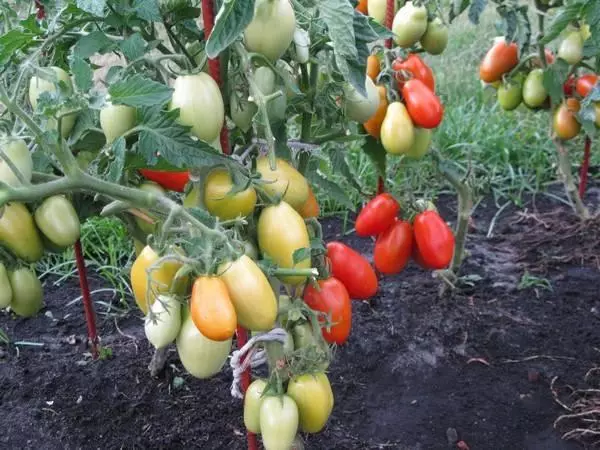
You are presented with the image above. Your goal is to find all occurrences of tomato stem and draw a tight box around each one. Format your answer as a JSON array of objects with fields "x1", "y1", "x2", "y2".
[
  {"x1": 579, "y1": 136, "x2": 592, "y2": 199},
  {"x1": 554, "y1": 138, "x2": 590, "y2": 219}
]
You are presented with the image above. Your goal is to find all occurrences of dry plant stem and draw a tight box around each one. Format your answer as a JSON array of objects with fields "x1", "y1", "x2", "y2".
[
  {"x1": 555, "y1": 139, "x2": 590, "y2": 219},
  {"x1": 148, "y1": 347, "x2": 169, "y2": 377}
]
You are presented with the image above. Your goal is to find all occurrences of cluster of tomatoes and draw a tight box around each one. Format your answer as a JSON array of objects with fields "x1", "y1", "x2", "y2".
[
  {"x1": 0, "y1": 136, "x2": 81, "y2": 319},
  {"x1": 480, "y1": 26, "x2": 599, "y2": 141}
]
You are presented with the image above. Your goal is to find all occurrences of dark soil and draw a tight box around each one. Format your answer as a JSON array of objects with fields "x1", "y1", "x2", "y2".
[{"x1": 2, "y1": 189, "x2": 600, "y2": 450}]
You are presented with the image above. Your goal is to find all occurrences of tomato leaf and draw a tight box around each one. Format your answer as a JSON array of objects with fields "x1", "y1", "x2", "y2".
[
  {"x1": 133, "y1": 0, "x2": 162, "y2": 22},
  {"x1": 0, "y1": 29, "x2": 36, "y2": 65},
  {"x1": 292, "y1": 248, "x2": 311, "y2": 266},
  {"x1": 119, "y1": 33, "x2": 147, "y2": 61},
  {"x1": 362, "y1": 133, "x2": 387, "y2": 180},
  {"x1": 205, "y1": 0, "x2": 256, "y2": 58},
  {"x1": 496, "y1": 4, "x2": 530, "y2": 52},
  {"x1": 307, "y1": 171, "x2": 354, "y2": 211},
  {"x1": 70, "y1": 129, "x2": 106, "y2": 153},
  {"x1": 77, "y1": 0, "x2": 107, "y2": 16},
  {"x1": 108, "y1": 75, "x2": 173, "y2": 108},
  {"x1": 450, "y1": 0, "x2": 471, "y2": 23},
  {"x1": 70, "y1": 57, "x2": 93, "y2": 92},
  {"x1": 135, "y1": 107, "x2": 226, "y2": 169},
  {"x1": 107, "y1": 137, "x2": 126, "y2": 183},
  {"x1": 468, "y1": 0, "x2": 487, "y2": 25},
  {"x1": 330, "y1": 148, "x2": 364, "y2": 195},
  {"x1": 578, "y1": 102, "x2": 597, "y2": 137},
  {"x1": 540, "y1": 3, "x2": 581, "y2": 45},
  {"x1": 353, "y1": 13, "x2": 393, "y2": 41},
  {"x1": 543, "y1": 59, "x2": 569, "y2": 107},
  {"x1": 73, "y1": 30, "x2": 115, "y2": 59}
]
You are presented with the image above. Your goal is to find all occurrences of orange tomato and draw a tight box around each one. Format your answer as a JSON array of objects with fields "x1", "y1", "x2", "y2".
[
  {"x1": 299, "y1": 186, "x2": 320, "y2": 218},
  {"x1": 367, "y1": 55, "x2": 380, "y2": 81},
  {"x1": 363, "y1": 85, "x2": 388, "y2": 139},
  {"x1": 553, "y1": 98, "x2": 581, "y2": 141},
  {"x1": 356, "y1": 0, "x2": 368, "y2": 14},
  {"x1": 190, "y1": 276, "x2": 237, "y2": 341},
  {"x1": 479, "y1": 40, "x2": 519, "y2": 83}
]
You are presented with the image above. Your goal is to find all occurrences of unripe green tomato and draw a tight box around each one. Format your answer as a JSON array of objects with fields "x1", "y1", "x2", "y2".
[
  {"x1": 405, "y1": 127, "x2": 432, "y2": 160},
  {"x1": 244, "y1": 0, "x2": 296, "y2": 61},
  {"x1": 9, "y1": 268, "x2": 43, "y2": 317},
  {"x1": 255, "y1": 66, "x2": 277, "y2": 95},
  {"x1": 259, "y1": 395, "x2": 299, "y2": 450},
  {"x1": 266, "y1": 87, "x2": 287, "y2": 124},
  {"x1": 420, "y1": 18, "x2": 449, "y2": 55},
  {"x1": 0, "y1": 202, "x2": 44, "y2": 262},
  {"x1": 558, "y1": 31, "x2": 584, "y2": 66},
  {"x1": 0, "y1": 262, "x2": 13, "y2": 309},
  {"x1": 392, "y1": 1, "x2": 428, "y2": 48},
  {"x1": 230, "y1": 92, "x2": 257, "y2": 132},
  {"x1": 0, "y1": 138, "x2": 33, "y2": 187},
  {"x1": 498, "y1": 75, "x2": 524, "y2": 111},
  {"x1": 522, "y1": 69, "x2": 548, "y2": 108},
  {"x1": 287, "y1": 373, "x2": 334, "y2": 433},
  {"x1": 244, "y1": 379, "x2": 268, "y2": 434},
  {"x1": 100, "y1": 103, "x2": 137, "y2": 144},
  {"x1": 34, "y1": 195, "x2": 81, "y2": 249},
  {"x1": 343, "y1": 77, "x2": 380, "y2": 123}
]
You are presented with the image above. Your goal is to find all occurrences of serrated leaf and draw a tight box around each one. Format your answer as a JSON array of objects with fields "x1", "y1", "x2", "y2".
[
  {"x1": 135, "y1": 107, "x2": 227, "y2": 169},
  {"x1": 307, "y1": 171, "x2": 354, "y2": 210},
  {"x1": 205, "y1": 0, "x2": 255, "y2": 58},
  {"x1": 0, "y1": 30, "x2": 35, "y2": 65},
  {"x1": 362, "y1": 133, "x2": 386, "y2": 179},
  {"x1": 578, "y1": 102, "x2": 597, "y2": 137},
  {"x1": 543, "y1": 60, "x2": 569, "y2": 106},
  {"x1": 71, "y1": 129, "x2": 106, "y2": 153},
  {"x1": 77, "y1": 0, "x2": 106, "y2": 16},
  {"x1": 353, "y1": 13, "x2": 393, "y2": 41},
  {"x1": 468, "y1": 0, "x2": 487, "y2": 25},
  {"x1": 133, "y1": 0, "x2": 162, "y2": 22},
  {"x1": 541, "y1": 3, "x2": 581, "y2": 44},
  {"x1": 119, "y1": 33, "x2": 147, "y2": 61},
  {"x1": 292, "y1": 248, "x2": 311, "y2": 265},
  {"x1": 109, "y1": 75, "x2": 173, "y2": 108},
  {"x1": 318, "y1": 0, "x2": 357, "y2": 60},
  {"x1": 73, "y1": 30, "x2": 114, "y2": 59},
  {"x1": 187, "y1": 207, "x2": 217, "y2": 228},
  {"x1": 70, "y1": 57, "x2": 93, "y2": 92},
  {"x1": 330, "y1": 149, "x2": 363, "y2": 194},
  {"x1": 107, "y1": 137, "x2": 126, "y2": 183}
]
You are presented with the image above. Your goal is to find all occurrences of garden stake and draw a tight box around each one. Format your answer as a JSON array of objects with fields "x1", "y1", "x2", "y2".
[
  {"x1": 579, "y1": 136, "x2": 591, "y2": 200},
  {"x1": 201, "y1": 1, "x2": 256, "y2": 449},
  {"x1": 74, "y1": 240, "x2": 99, "y2": 359}
]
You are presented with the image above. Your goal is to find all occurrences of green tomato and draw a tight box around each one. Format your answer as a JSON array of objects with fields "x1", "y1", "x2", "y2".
[
  {"x1": 259, "y1": 395, "x2": 299, "y2": 450},
  {"x1": 0, "y1": 138, "x2": 33, "y2": 187},
  {"x1": 266, "y1": 86, "x2": 287, "y2": 124},
  {"x1": 558, "y1": 31, "x2": 584, "y2": 66},
  {"x1": 392, "y1": 1, "x2": 428, "y2": 48},
  {"x1": 523, "y1": 69, "x2": 548, "y2": 108},
  {"x1": 420, "y1": 18, "x2": 449, "y2": 55},
  {"x1": 405, "y1": 127, "x2": 432, "y2": 160},
  {"x1": 344, "y1": 77, "x2": 380, "y2": 123},
  {"x1": 244, "y1": 378, "x2": 268, "y2": 434},
  {"x1": 144, "y1": 294, "x2": 182, "y2": 349},
  {"x1": 186, "y1": 42, "x2": 209, "y2": 72},
  {"x1": 0, "y1": 262, "x2": 13, "y2": 309},
  {"x1": 0, "y1": 202, "x2": 44, "y2": 262},
  {"x1": 244, "y1": 0, "x2": 296, "y2": 61},
  {"x1": 34, "y1": 195, "x2": 81, "y2": 248},
  {"x1": 100, "y1": 103, "x2": 137, "y2": 144},
  {"x1": 9, "y1": 268, "x2": 43, "y2": 317},
  {"x1": 169, "y1": 73, "x2": 225, "y2": 142},
  {"x1": 230, "y1": 92, "x2": 257, "y2": 132},
  {"x1": 287, "y1": 373, "x2": 334, "y2": 433},
  {"x1": 498, "y1": 76, "x2": 524, "y2": 111},
  {"x1": 255, "y1": 66, "x2": 277, "y2": 95}
]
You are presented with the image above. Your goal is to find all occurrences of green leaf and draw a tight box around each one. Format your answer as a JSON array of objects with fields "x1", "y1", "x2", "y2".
[
  {"x1": 70, "y1": 129, "x2": 106, "y2": 153},
  {"x1": 108, "y1": 75, "x2": 173, "y2": 108},
  {"x1": 77, "y1": 0, "x2": 107, "y2": 16},
  {"x1": 133, "y1": 0, "x2": 162, "y2": 22},
  {"x1": 135, "y1": 107, "x2": 226, "y2": 169},
  {"x1": 70, "y1": 57, "x2": 93, "y2": 92},
  {"x1": 307, "y1": 171, "x2": 354, "y2": 210},
  {"x1": 73, "y1": 30, "x2": 115, "y2": 59},
  {"x1": 353, "y1": 13, "x2": 393, "y2": 41},
  {"x1": 468, "y1": 0, "x2": 487, "y2": 25},
  {"x1": 541, "y1": 3, "x2": 581, "y2": 44},
  {"x1": 578, "y1": 102, "x2": 597, "y2": 137},
  {"x1": 318, "y1": 1, "x2": 357, "y2": 60},
  {"x1": 205, "y1": 0, "x2": 256, "y2": 58},
  {"x1": 0, "y1": 30, "x2": 35, "y2": 65},
  {"x1": 107, "y1": 137, "x2": 126, "y2": 183},
  {"x1": 292, "y1": 248, "x2": 311, "y2": 265},
  {"x1": 119, "y1": 33, "x2": 147, "y2": 61},
  {"x1": 450, "y1": 0, "x2": 471, "y2": 23},
  {"x1": 543, "y1": 59, "x2": 570, "y2": 107},
  {"x1": 330, "y1": 149, "x2": 363, "y2": 194},
  {"x1": 362, "y1": 133, "x2": 386, "y2": 179}
]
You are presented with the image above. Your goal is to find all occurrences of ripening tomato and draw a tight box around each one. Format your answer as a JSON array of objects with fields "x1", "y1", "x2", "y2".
[
  {"x1": 256, "y1": 157, "x2": 309, "y2": 211},
  {"x1": 564, "y1": 76, "x2": 577, "y2": 97},
  {"x1": 0, "y1": 138, "x2": 33, "y2": 187},
  {"x1": 0, "y1": 263, "x2": 12, "y2": 309},
  {"x1": 303, "y1": 277, "x2": 352, "y2": 345},
  {"x1": 34, "y1": 195, "x2": 81, "y2": 249},
  {"x1": 244, "y1": 0, "x2": 296, "y2": 61},
  {"x1": 356, "y1": 0, "x2": 368, "y2": 14},
  {"x1": 420, "y1": 18, "x2": 448, "y2": 55},
  {"x1": 230, "y1": 92, "x2": 256, "y2": 132},
  {"x1": 523, "y1": 69, "x2": 548, "y2": 108},
  {"x1": 413, "y1": 210, "x2": 455, "y2": 270},
  {"x1": 355, "y1": 193, "x2": 399, "y2": 237},
  {"x1": 190, "y1": 277, "x2": 237, "y2": 342},
  {"x1": 100, "y1": 103, "x2": 136, "y2": 144},
  {"x1": 363, "y1": 85, "x2": 388, "y2": 139},
  {"x1": 0, "y1": 202, "x2": 43, "y2": 263},
  {"x1": 258, "y1": 201, "x2": 311, "y2": 285},
  {"x1": 374, "y1": 219, "x2": 413, "y2": 275},
  {"x1": 576, "y1": 74, "x2": 599, "y2": 98},
  {"x1": 553, "y1": 98, "x2": 581, "y2": 140},
  {"x1": 298, "y1": 186, "x2": 319, "y2": 218},
  {"x1": 558, "y1": 31, "x2": 584, "y2": 66},
  {"x1": 244, "y1": 379, "x2": 268, "y2": 434},
  {"x1": 479, "y1": 40, "x2": 519, "y2": 83},
  {"x1": 9, "y1": 268, "x2": 43, "y2": 317},
  {"x1": 326, "y1": 242, "x2": 378, "y2": 299},
  {"x1": 380, "y1": 102, "x2": 415, "y2": 154},
  {"x1": 260, "y1": 395, "x2": 299, "y2": 450},
  {"x1": 367, "y1": 55, "x2": 380, "y2": 81},
  {"x1": 204, "y1": 168, "x2": 257, "y2": 220},
  {"x1": 497, "y1": 75, "x2": 523, "y2": 111},
  {"x1": 139, "y1": 169, "x2": 189, "y2": 192},
  {"x1": 218, "y1": 255, "x2": 277, "y2": 331},
  {"x1": 287, "y1": 373, "x2": 334, "y2": 433},
  {"x1": 392, "y1": 1, "x2": 428, "y2": 48},
  {"x1": 144, "y1": 294, "x2": 181, "y2": 349},
  {"x1": 402, "y1": 79, "x2": 444, "y2": 129},
  {"x1": 393, "y1": 54, "x2": 435, "y2": 92},
  {"x1": 406, "y1": 127, "x2": 432, "y2": 159},
  {"x1": 344, "y1": 77, "x2": 380, "y2": 123}
]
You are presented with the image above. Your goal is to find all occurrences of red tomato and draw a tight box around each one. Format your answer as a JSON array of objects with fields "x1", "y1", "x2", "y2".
[
  {"x1": 374, "y1": 219, "x2": 413, "y2": 274},
  {"x1": 479, "y1": 40, "x2": 519, "y2": 83},
  {"x1": 392, "y1": 54, "x2": 435, "y2": 92},
  {"x1": 139, "y1": 169, "x2": 189, "y2": 192},
  {"x1": 413, "y1": 211, "x2": 455, "y2": 270},
  {"x1": 576, "y1": 74, "x2": 599, "y2": 98},
  {"x1": 355, "y1": 193, "x2": 399, "y2": 237},
  {"x1": 563, "y1": 76, "x2": 577, "y2": 96},
  {"x1": 303, "y1": 277, "x2": 352, "y2": 345},
  {"x1": 326, "y1": 242, "x2": 378, "y2": 300},
  {"x1": 402, "y1": 79, "x2": 444, "y2": 129}
]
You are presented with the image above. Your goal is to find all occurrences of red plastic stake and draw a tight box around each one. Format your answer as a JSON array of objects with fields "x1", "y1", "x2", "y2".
[
  {"x1": 201, "y1": 1, "x2": 257, "y2": 449},
  {"x1": 74, "y1": 239, "x2": 99, "y2": 359},
  {"x1": 34, "y1": 0, "x2": 45, "y2": 19},
  {"x1": 579, "y1": 136, "x2": 592, "y2": 199}
]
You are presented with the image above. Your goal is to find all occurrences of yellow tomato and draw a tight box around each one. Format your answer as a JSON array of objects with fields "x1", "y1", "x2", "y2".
[
  {"x1": 204, "y1": 168, "x2": 257, "y2": 220},
  {"x1": 256, "y1": 157, "x2": 309, "y2": 211}
]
